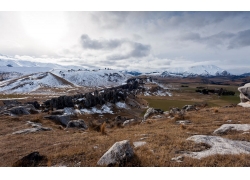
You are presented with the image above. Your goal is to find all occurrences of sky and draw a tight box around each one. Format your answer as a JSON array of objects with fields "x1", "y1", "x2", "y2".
[{"x1": 0, "y1": 10, "x2": 250, "y2": 74}]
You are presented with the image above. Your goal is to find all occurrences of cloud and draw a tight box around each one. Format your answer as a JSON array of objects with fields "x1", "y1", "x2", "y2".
[
  {"x1": 228, "y1": 29, "x2": 250, "y2": 49},
  {"x1": 80, "y1": 34, "x2": 151, "y2": 60},
  {"x1": 80, "y1": 34, "x2": 122, "y2": 50}
]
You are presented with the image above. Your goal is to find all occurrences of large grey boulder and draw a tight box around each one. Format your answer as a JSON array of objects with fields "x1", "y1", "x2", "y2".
[
  {"x1": 66, "y1": 119, "x2": 88, "y2": 129},
  {"x1": 97, "y1": 140, "x2": 134, "y2": 166},
  {"x1": 43, "y1": 115, "x2": 71, "y2": 126}
]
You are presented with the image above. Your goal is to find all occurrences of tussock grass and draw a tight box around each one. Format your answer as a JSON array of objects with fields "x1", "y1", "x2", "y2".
[{"x1": 100, "y1": 122, "x2": 106, "y2": 135}]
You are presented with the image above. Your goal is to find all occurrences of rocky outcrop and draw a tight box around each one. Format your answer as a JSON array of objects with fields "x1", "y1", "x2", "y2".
[{"x1": 97, "y1": 140, "x2": 134, "y2": 166}]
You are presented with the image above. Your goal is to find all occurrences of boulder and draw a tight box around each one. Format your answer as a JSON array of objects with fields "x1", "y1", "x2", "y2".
[
  {"x1": 50, "y1": 109, "x2": 64, "y2": 115},
  {"x1": 97, "y1": 140, "x2": 134, "y2": 166},
  {"x1": 12, "y1": 152, "x2": 47, "y2": 167},
  {"x1": 238, "y1": 83, "x2": 250, "y2": 103},
  {"x1": 123, "y1": 119, "x2": 136, "y2": 126},
  {"x1": 10, "y1": 106, "x2": 30, "y2": 115},
  {"x1": 26, "y1": 101, "x2": 40, "y2": 109},
  {"x1": 182, "y1": 105, "x2": 196, "y2": 111},
  {"x1": 66, "y1": 119, "x2": 88, "y2": 129},
  {"x1": 143, "y1": 108, "x2": 155, "y2": 121},
  {"x1": 2, "y1": 100, "x2": 21, "y2": 107},
  {"x1": 43, "y1": 115, "x2": 71, "y2": 126},
  {"x1": 12, "y1": 121, "x2": 52, "y2": 134},
  {"x1": 12, "y1": 126, "x2": 52, "y2": 134}
]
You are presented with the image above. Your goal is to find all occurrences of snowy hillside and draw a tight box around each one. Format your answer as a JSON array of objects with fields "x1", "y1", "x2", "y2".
[
  {"x1": 52, "y1": 69, "x2": 128, "y2": 87},
  {"x1": 161, "y1": 65, "x2": 230, "y2": 77},
  {"x1": 0, "y1": 72, "x2": 73, "y2": 94}
]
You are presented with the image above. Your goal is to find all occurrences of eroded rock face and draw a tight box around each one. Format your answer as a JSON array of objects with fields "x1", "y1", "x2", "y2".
[{"x1": 97, "y1": 140, "x2": 134, "y2": 166}]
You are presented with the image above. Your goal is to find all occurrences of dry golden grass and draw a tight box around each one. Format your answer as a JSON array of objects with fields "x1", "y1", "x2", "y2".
[{"x1": 0, "y1": 106, "x2": 250, "y2": 167}]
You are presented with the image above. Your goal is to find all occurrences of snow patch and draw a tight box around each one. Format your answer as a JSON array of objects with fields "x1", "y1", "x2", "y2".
[
  {"x1": 115, "y1": 102, "x2": 130, "y2": 109},
  {"x1": 80, "y1": 104, "x2": 113, "y2": 114}
]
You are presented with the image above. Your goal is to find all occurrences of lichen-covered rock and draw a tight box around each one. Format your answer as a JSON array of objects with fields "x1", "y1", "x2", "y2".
[{"x1": 97, "y1": 140, "x2": 134, "y2": 166}]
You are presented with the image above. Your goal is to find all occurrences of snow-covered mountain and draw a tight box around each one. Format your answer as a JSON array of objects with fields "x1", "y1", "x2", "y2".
[{"x1": 161, "y1": 65, "x2": 230, "y2": 77}]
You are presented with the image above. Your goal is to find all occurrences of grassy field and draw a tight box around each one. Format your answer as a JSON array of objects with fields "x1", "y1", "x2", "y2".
[{"x1": 142, "y1": 83, "x2": 240, "y2": 111}]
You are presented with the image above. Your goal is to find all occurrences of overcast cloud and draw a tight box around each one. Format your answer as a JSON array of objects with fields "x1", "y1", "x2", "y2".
[{"x1": 0, "y1": 11, "x2": 250, "y2": 74}]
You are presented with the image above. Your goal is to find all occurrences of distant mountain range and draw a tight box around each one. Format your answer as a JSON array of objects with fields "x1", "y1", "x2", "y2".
[{"x1": 160, "y1": 65, "x2": 231, "y2": 77}]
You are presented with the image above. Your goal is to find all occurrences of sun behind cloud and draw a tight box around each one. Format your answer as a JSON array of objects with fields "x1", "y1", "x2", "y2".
[{"x1": 20, "y1": 12, "x2": 68, "y2": 48}]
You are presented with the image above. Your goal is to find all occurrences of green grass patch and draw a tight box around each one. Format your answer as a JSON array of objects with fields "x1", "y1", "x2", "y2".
[{"x1": 144, "y1": 98, "x2": 195, "y2": 111}]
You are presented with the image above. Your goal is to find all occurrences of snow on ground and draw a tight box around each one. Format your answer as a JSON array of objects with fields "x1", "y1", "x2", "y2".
[
  {"x1": 142, "y1": 89, "x2": 171, "y2": 97},
  {"x1": 185, "y1": 135, "x2": 250, "y2": 159},
  {"x1": 0, "y1": 72, "x2": 71, "y2": 94},
  {"x1": 213, "y1": 124, "x2": 250, "y2": 134},
  {"x1": 53, "y1": 69, "x2": 128, "y2": 87},
  {"x1": 115, "y1": 102, "x2": 130, "y2": 109},
  {"x1": 80, "y1": 104, "x2": 113, "y2": 114}
]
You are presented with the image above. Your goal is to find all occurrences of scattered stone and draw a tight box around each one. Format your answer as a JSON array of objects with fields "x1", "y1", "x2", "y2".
[
  {"x1": 226, "y1": 120, "x2": 233, "y2": 123},
  {"x1": 43, "y1": 115, "x2": 71, "y2": 126},
  {"x1": 12, "y1": 126, "x2": 52, "y2": 134},
  {"x1": 66, "y1": 119, "x2": 88, "y2": 129},
  {"x1": 123, "y1": 119, "x2": 136, "y2": 126},
  {"x1": 171, "y1": 156, "x2": 184, "y2": 163},
  {"x1": 50, "y1": 109, "x2": 64, "y2": 115},
  {"x1": 151, "y1": 115, "x2": 163, "y2": 119},
  {"x1": 12, "y1": 152, "x2": 47, "y2": 167},
  {"x1": 133, "y1": 141, "x2": 146, "y2": 148},
  {"x1": 175, "y1": 120, "x2": 191, "y2": 125},
  {"x1": 97, "y1": 140, "x2": 134, "y2": 166}
]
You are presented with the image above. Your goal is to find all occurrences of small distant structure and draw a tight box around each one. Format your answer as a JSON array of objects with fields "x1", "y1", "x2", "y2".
[{"x1": 7, "y1": 64, "x2": 13, "y2": 67}]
